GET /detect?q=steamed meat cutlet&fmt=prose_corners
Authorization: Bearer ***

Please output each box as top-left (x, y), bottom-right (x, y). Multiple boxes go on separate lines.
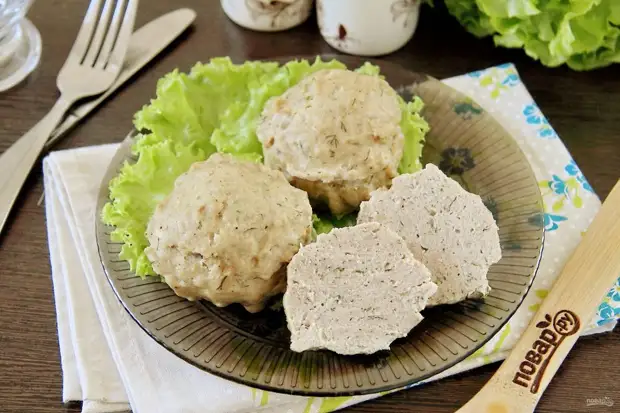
top-left (144, 153), bottom-right (313, 313)
top-left (256, 68), bottom-right (405, 215)
top-left (357, 163), bottom-right (502, 306)
top-left (283, 222), bottom-right (438, 355)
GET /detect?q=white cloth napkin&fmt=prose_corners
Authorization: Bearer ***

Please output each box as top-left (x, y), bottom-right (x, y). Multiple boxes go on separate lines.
top-left (44, 64), bottom-right (618, 413)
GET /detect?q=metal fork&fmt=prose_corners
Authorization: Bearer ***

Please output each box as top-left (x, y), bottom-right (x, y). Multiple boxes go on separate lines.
top-left (0, 0), bottom-right (138, 235)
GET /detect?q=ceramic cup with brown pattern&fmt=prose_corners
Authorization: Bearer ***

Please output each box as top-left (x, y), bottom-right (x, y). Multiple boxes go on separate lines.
top-left (317, 0), bottom-right (421, 56)
top-left (221, 0), bottom-right (314, 32)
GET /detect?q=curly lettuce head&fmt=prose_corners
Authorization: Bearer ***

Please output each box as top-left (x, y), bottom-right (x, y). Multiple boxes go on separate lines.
top-left (445, 0), bottom-right (620, 70)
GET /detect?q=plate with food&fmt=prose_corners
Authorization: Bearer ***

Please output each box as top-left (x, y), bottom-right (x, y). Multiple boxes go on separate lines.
top-left (96, 55), bottom-right (544, 396)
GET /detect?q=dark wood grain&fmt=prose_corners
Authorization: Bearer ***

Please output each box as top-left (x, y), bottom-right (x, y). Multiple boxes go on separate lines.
top-left (0, 1), bottom-right (619, 412)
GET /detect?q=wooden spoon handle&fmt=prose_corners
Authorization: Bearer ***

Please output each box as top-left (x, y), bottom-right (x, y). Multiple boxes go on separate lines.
top-left (457, 179), bottom-right (620, 413)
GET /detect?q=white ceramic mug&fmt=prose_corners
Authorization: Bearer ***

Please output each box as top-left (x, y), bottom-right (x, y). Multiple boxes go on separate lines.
top-left (317, 0), bottom-right (421, 56)
top-left (221, 0), bottom-right (313, 32)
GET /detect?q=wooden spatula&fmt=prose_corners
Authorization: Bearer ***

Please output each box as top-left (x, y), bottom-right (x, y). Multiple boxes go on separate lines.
top-left (456, 179), bottom-right (620, 413)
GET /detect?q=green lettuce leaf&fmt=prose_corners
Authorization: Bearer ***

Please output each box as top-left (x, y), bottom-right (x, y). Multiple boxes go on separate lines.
top-left (445, 0), bottom-right (620, 70)
top-left (102, 138), bottom-right (206, 276)
top-left (101, 57), bottom-right (429, 277)
top-left (312, 213), bottom-right (358, 237)
top-left (399, 96), bottom-right (429, 174)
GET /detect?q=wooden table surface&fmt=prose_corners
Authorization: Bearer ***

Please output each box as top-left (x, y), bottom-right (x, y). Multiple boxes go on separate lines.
top-left (1, 1), bottom-right (619, 412)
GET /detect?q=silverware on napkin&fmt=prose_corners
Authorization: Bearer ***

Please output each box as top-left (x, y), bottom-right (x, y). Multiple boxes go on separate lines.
top-left (0, 0), bottom-right (139, 235)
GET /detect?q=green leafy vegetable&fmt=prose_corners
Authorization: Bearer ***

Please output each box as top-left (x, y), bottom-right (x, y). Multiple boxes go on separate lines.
top-left (102, 57), bottom-right (429, 277)
top-left (399, 96), bottom-right (429, 173)
top-left (312, 213), bottom-right (358, 237)
top-left (444, 0), bottom-right (620, 71)
top-left (101, 138), bottom-right (206, 276)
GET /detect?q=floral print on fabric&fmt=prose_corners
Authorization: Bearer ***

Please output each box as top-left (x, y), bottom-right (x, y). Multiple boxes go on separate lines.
top-left (539, 171), bottom-right (589, 211)
top-left (467, 63), bottom-right (520, 99)
top-left (523, 103), bottom-right (557, 139)
top-left (564, 160), bottom-right (594, 193)
top-left (597, 277), bottom-right (620, 326)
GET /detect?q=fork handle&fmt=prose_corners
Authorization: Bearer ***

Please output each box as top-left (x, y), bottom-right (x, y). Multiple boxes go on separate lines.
top-left (456, 180), bottom-right (620, 413)
top-left (0, 97), bottom-right (73, 234)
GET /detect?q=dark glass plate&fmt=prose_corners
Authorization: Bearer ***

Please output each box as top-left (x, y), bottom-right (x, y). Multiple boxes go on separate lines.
top-left (96, 55), bottom-right (544, 396)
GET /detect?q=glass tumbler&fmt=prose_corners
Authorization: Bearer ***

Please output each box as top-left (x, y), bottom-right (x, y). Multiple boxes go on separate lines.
top-left (0, 0), bottom-right (41, 92)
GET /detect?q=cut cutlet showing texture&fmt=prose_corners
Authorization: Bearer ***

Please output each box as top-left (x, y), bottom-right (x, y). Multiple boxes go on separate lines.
top-left (283, 222), bottom-right (437, 355)
top-left (357, 163), bottom-right (502, 306)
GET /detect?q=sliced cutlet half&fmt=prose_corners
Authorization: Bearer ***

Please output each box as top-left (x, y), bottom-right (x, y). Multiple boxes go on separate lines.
top-left (357, 163), bottom-right (502, 306)
top-left (283, 222), bottom-right (437, 355)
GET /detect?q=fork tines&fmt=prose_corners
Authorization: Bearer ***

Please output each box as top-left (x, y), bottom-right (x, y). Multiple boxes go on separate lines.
top-left (69, 0), bottom-right (138, 70)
